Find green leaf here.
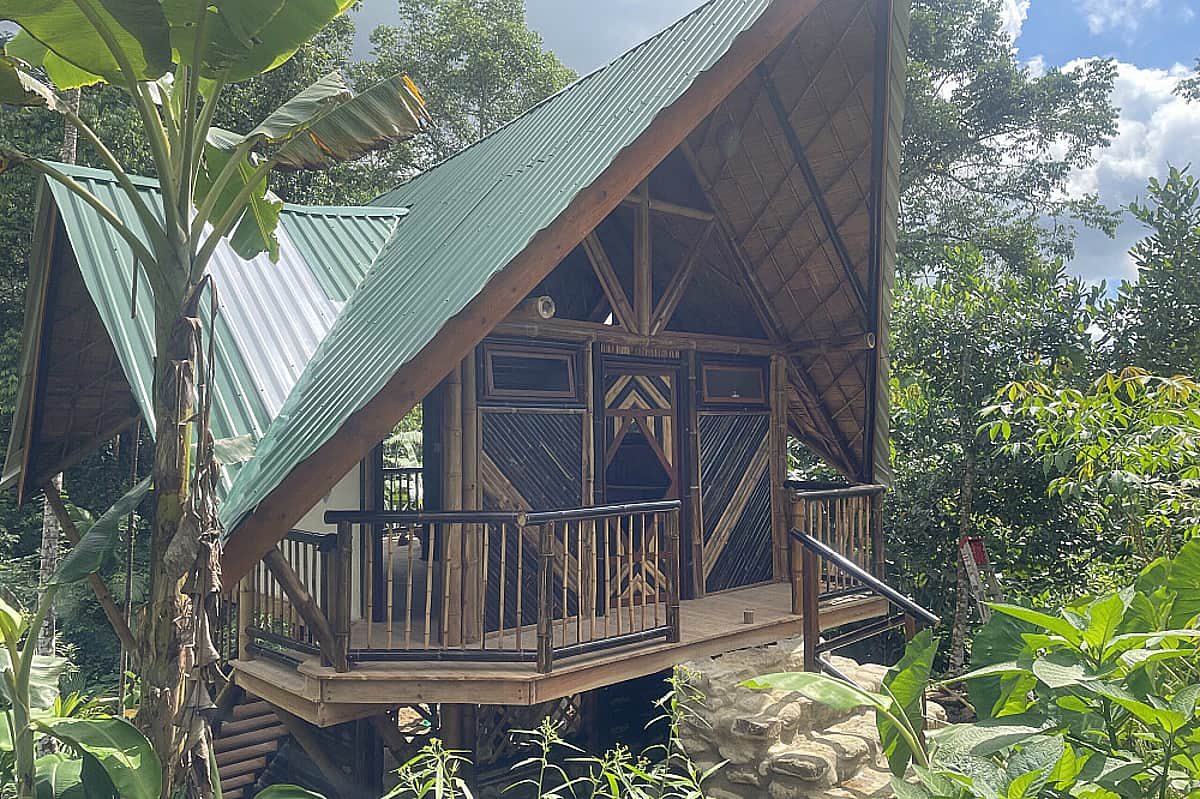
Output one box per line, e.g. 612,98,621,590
1004,736,1064,799
0,595,24,644
988,604,1083,645
271,72,429,170
35,717,160,799
879,628,937,776
34,753,85,799
4,1,171,88
931,719,1045,759
1083,591,1130,654
1031,658,1094,689
0,649,67,710
51,477,150,585
1167,538,1200,626
195,130,282,261
254,787,328,799
246,70,353,142
213,434,256,466
0,53,59,108
740,672,889,711
6,33,103,88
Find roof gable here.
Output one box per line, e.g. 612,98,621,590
218,0,804,542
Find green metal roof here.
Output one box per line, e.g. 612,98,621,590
3,162,403,498
218,0,780,535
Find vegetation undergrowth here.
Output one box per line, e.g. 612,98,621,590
748,537,1200,799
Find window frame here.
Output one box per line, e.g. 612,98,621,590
699,360,768,408
480,339,584,405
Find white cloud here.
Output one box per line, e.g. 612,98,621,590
1067,59,1200,284
999,0,1033,39
1074,0,1161,34
1026,54,1047,77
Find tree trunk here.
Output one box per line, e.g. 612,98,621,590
135,284,223,798
950,446,974,672
36,475,61,657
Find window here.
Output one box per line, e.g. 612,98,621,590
701,362,766,406
482,341,580,403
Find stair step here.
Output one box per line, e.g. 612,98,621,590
219,711,280,738
218,756,267,781
215,739,279,768
231,699,273,720
214,723,287,754
221,772,257,791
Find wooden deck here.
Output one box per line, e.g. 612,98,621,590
231,583,888,727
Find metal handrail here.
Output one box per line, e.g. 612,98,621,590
792,529,939,627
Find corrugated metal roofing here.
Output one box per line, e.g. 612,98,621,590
218,0,778,534
29,163,403,495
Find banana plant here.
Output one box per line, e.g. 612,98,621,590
0,3,430,794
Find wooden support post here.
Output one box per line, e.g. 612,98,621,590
275,708,373,799
769,354,789,581
686,352,705,598
462,350,481,644
443,364,464,647
634,181,652,335
42,486,137,653
870,491,885,580
238,574,254,660
665,509,681,644
331,521,353,672
536,524,554,674
801,544,820,672
263,546,340,669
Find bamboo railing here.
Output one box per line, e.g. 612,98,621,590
313,500,681,673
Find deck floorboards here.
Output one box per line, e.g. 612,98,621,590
233,583,887,724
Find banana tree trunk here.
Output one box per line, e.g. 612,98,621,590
136,278,223,799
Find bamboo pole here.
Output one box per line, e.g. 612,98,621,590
686,352,705,598
462,349,481,645
769,354,789,581
263,546,339,669
443,364,464,647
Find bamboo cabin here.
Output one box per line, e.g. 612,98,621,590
4,0,920,793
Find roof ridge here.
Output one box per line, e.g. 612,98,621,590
370,0,722,205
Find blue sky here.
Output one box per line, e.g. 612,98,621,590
351,0,1200,288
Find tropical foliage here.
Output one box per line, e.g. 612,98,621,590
751,539,1200,798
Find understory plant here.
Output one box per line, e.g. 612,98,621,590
746,537,1200,799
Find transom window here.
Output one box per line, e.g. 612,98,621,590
701,362,766,406
482,341,581,403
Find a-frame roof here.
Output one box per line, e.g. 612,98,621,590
3,0,910,584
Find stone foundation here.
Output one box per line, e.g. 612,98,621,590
677,636,894,799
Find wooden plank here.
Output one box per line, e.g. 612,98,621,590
619,194,714,221
582,233,636,330
650,220,715,336
634,181,652,335
220,0,824,584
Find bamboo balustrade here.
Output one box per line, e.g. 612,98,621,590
787,483,885,601
240,529,337,663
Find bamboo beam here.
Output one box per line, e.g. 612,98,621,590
757,66,868,318
29,415,140,499
443,364,464,648
220,0,825,583
769,354,789,581
582,233,637,331
42,485,136,652
686,352,705,598
678,142,788,345
462,350,482,644
789,333,876,353
619,194,714,221
650,220,715,336
494,319,779,356
262,547,339,669
275,709,374,799
634,181,653,335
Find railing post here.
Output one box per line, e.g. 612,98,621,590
870,490,885,580
330,521,353,672
238,574,254,661
536,523,554,673
665,509,681,644
789,492,805,616
801,542,820,672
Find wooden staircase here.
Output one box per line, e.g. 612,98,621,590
215,696,289,799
